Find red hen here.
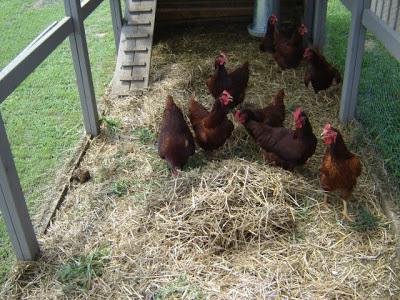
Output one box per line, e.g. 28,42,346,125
304,48,341,93
235,107,317,170
158,96,195,176
319,124,362,221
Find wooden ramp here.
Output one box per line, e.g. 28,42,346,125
112,0,157,95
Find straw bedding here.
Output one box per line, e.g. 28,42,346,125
2,24,399,299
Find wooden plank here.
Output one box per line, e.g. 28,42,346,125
156,7,253,20
0,113,39,261
341,0,354,11
112,26,133,94
81,0,104,20
65,0,100,137
304,0,315,42
339,0,371,123
126,13,152,24
362,8,400,60
313,0,328,50
125,33,150,39
0,18,73,104
110,0,123,51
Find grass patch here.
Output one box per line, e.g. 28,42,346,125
100,116,121,135
57,248,110,292
350,206,380,232
0,0,116,284
154,275,203,300
131,127,156,145
110,180,129,197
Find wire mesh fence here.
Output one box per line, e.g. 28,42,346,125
326,0,400,181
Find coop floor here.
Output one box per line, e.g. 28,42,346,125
2,24,400,299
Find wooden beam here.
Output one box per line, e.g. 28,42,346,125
313,0,328,50
0,18,73,104
81,0,104,20
362,8,400,60
339,0,371,123
0,113,39,261
304,0,315,43
65,0,100,137
341,0,354,11
110,0,123,51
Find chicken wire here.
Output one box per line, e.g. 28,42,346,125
357,36,400,180
326,0,400,181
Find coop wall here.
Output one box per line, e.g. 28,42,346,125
156,0,254,23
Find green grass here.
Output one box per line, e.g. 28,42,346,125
0,0,116,284
325,0,400,180
57,248,110,293
153,275,203,300
350,206,381,232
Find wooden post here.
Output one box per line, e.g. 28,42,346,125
110,0,123,51
339,0,371,123
304,0,315,44
271,0,280,29
313,0,328,49
64,0,100,137
0,113,39,261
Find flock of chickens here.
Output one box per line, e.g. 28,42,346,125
158,16,362,221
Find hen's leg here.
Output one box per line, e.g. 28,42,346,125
323,193,329,208
342,199,353,222
341,190,353,221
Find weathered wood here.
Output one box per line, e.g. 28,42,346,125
157,6,252,21
0,113,39,261
362,8,400,60
313,0,328,49
304,0,315,40
110,0,123,51
341,0,354,11
0,18,73,104
81,0,104,20
339,0,371,123
65,0,100,137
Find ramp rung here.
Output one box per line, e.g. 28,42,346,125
122,62,147,68
126,33,150,40
126,21,152,26
120,75,145,82
129,8,153,14
124,47,148,53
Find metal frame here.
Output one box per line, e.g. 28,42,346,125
0,0,122,261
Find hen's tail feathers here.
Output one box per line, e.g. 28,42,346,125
188,96,208,124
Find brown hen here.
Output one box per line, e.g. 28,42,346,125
158,96,195,176
189,92,234,155
273,24,307,70
206,52,249,109
235,107,317,170
319,124,362,221
240,89,285,127
304,48,341,93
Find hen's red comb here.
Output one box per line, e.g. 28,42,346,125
293,107,303,119
323,123,333,131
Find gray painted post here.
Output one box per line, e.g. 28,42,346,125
110,0,123,51
339,0,371,123
313,0,328,49
304,0,315,44
0,113,39,261
64,0,100,137
271,0,280,29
